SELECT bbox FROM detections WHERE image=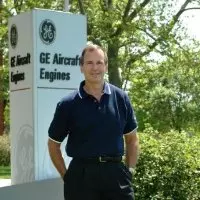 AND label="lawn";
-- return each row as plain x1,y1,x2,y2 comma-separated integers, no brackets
0,166,11,179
